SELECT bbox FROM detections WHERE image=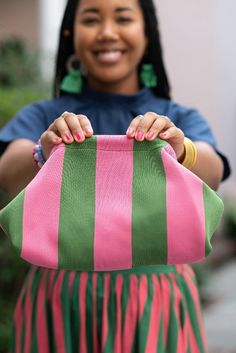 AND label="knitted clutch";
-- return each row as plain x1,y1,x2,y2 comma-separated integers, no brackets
0,135,223,271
